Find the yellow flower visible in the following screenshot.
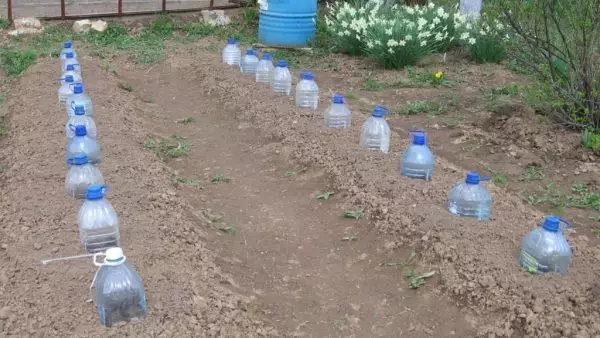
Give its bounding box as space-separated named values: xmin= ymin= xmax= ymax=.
xmin=434 ymin=71 xmax=443 ymax=80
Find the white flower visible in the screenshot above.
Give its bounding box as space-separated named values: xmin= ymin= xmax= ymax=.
xmin=460 ymin=32 xmax=470 ymax=40
xmin=387 ymin=39 xmax=399 ymax=47
xmin=388 ymin=48 xmax=394 ymax=53
xmin=442 ymin=12 xmax=449 ymax=20
xmin=405 ymin=34 xmax=412 ymax=41
xmin=356 ymin=34 xmax=361 ymax=41
xmin=406 ymin=7 xmax=415 ymax=14
xmin=399 ymin=40 xmax=406 ymax=46
xmin=385 ymin=28 xmax=393 ymax=35
xmin=496 ymin=23 xmax=504 ymax=30
xmin=429 ymin=23 xmax=436 ymax=30
xmin=337 ymin=31 xmax=344 ymax=37
xmin=374 ymin=40 xmax=382 ymax=46
xmin=417 ymin=17 xmax=427 ymax=27
xmin=428 ymin=2 xmax=435 ymax=9
xmin=341 ymin=21 xmax=349 ymax=28
xmin=343 ymin=30 xmax=350 ymax=36
xmin=433 ymin=17 xmax=441 ymax=25
xmin=435 ymin=32 xmax=443 ymax=41
xmin=480 ymin=30 xmax=487 ymax=36
xmin=367 ymin=41 xmax=374 ymax=48
xmin=421 ymin=40 xmax=427 ymax=46
xmin=468 ymin=37 xmax=476 ymax=45
xmin=359 ymin=7 xmax=366 ymax=14
xmin=466 ymin=23 xmax=472 ymax=30
xmin=437 ymin=7 xmax=445 ymax=17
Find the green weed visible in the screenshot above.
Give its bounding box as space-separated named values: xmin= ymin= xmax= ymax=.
xmin=0 ymin=19 xmax=10 ymax=30
xmin=143 ymin=135 xmax=190 ymax=159
xmin=316 ymin=191 xmax=335 ymax=200
xmin=284 ymin=170 xmax=296 ymax=177
xmin=171 ymin=175 xmax=201 ymax=188
xmin=405 ymin=270 xmax=436 ymax=289
xmin=215 ymin=223 xmax=237 ymax=233
xmin=592 ymin=228 xmax=600 ymax=238
xmin=0 ymin=164 xmax=8 ymax=173
xmin=582 ymin=128 xmax=600 ymax=154
xmin=394 ymin=100 xmax=443 ymax=115
xmin=345 ymin=91 xmax=356 ymax=100
xmin=0 ymin=49 xmax=36 ymax=76
xmin=343 ymin=209 xmax=364 ymax=220
xmin=520 ymin=164 xmax=544 ymax=182
xmin=176 ymin=117 xmax=195 ymax=124
xmin=211 ymin=174 xmax=231 ymax=184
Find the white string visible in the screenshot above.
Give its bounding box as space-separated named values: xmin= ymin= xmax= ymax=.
xmin=40 ymin=253 xmax=95 ymax=265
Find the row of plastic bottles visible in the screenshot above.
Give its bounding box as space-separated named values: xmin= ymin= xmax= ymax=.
xmin=221 ymin=39 xmax=573 ymax=275
xmin=56 ymin=41 xmax=147 ymax=327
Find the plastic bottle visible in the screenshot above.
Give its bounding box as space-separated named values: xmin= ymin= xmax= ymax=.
xmin=256 ymin=53 xmax=274 ymax=84
xmin=400 ymin=133 xmax=435 ymax=181
xmin=447 ymin=171 xmax=492 ymax=220
xmin=79 ymin=185 xmax=120 ymax=253
xmin=59 ymin=41 xmax=77 ymax=69
xmin=222 ymin=38 xmax=241 ymax=66
xmin=66 ymin=105 xmax=97 ymax=139
xmin=60 ymin=64 xmax=83 ymax=86
xmin=295 ymin=72 xmax=319 ymax=110
xmin=271 ymin=60 xmax=292 ymax=95
xmin=460 ymin=0 xmax=482 ymax=20
xmin=58 ymin=75 xmax=75 ymax=105
xmin=65 ymin=153 xmax=104 ymax=199
xmin=324 ymin=94 xmax=351 ymax=128
xmin=519 ymin=216 xmax=572 ymax=274
xmin=359 ymin=106 xmax=391 ymax=153
xmin=240 ymin=49 xmax=259 ymax=74
xmin=66 ymin=125 xmax=101 ymax=165
xmin=67 ymin=83 xmax=94 ymax=117
xmin=63 ymin=52 xmax=81 ymax=74
xmin=93 ymin=247 xmax=147 ymax=327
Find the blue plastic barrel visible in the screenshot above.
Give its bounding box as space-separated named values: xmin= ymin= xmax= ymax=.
xmin=258 ymin=0 xmax=318 ymax=47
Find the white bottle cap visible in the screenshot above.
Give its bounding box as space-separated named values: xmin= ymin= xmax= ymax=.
xmin=105 ymin=247 xmax=124 ymax=261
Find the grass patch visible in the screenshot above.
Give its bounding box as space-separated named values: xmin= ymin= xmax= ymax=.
xmin=520 ymin=182 xmax=600 ymax=212
xmin=143 ymin=135 xmax=190 ymax=159
xmin=364 ymin=69 xmax=456 ymax=92
xmin=171 ymin=175 xmax=201 ymax=188
xmin=0 ymin=19 xmax=10 ymax=30
xmin=520 ymin=164 xmax=544 ymax=182
xmin=0 ymin=49 xmax=37 ymax=76
xmin=582 ymin=129 xmax=600 ymax=155
xmin=211 ymin=174 xmax=231 ymax=184
xmin=343 ymin=209 xmax=364 ymax=219
xmin=176 ymin=117 xmax=195 ymax=124
xmin=345 ymin=91 xmax=356 ymax=100
xmin=394 ymin=100 xmax=443 ymax=115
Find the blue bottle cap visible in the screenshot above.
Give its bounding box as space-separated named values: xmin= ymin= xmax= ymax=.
xmin=262 ymin=53 xmax=271 ymax=60
xmin=246 ymin=49 xmax=254 ymax=55
xmin=66 ymin=64 xmax=76 ymax=71
xmin=74 ymin=125 xmax=87 ymax=136
xmin=372 ymin=106 xmax=385 ymax=118
xmin=227 ymin=38 xmax=236 ymax=44
xmin=65 ymin=52 xmax=74 ymax=58
xmin=63 ymin=41 xmax=73 ymax=48
xmin=74 ymin=105 xmax=85 ymax=115
xmin=413 ymin=134 xmax=426 ymax=145
xmin=332 ymin=94 xmax=344 ymax=104
xmin=541 ymin=216 xmax=561 ymax=232
xmin=67 ymin=153 xmax=89 ymax=165
xmin=465 ymin=171 xmax=480 ymax=184
xmin=65 ymin=75 xmax=74 ymax=83
xmin=302 ymin=72 xmax=314 ymax=80
xmin=86 ymin=184 xmax=108 ymax=200
xmin=277 ymin=60 xmax=288 ymax=68
xmin=73 ymin=83 xmax=83 ymax=94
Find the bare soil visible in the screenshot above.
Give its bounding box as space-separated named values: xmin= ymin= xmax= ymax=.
xmin=0 ymin=32 xmax=599 ymax=338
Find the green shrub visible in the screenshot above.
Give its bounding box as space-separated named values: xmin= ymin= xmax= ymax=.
xmin=0 ymin=49 xmax=37 ymax=76
xmin=467 ymin=17 xmax=509 ymax=63
xmin=582 ymin=128 xmax=600 ymax=154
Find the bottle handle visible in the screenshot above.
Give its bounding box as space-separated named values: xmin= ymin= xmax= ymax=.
xmin=68 ymin=123 xmax=75 ymax=132
xmin=558 ymin=217 xmax=573 ymax=230
xmin=93 ymin=252 xmax=106 ymax=267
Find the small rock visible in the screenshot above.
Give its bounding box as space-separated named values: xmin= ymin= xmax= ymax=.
xmin=51 ymin=247 xmax=59 ymax=253
xmin=0 ymin=244 xmax=7 ymax=250
xmin=201 ymin=10 xmax=231 ymax=26
xmin=91 ymin=20 xmax=107 ymax=32
xmin=8 ymin=27 xmax=43 ymax=36
xmin=358 ymin=253 xmax=368 ymax=261
xmin=73 ymin=19 xmax=92 ymax=33
xmin=0 ymin=306 xmax=11 ymax=319
xmin=14 ymin=17 xmax=42 ymax=29
xmin=33 ymin=243 xmax=42 ymax=250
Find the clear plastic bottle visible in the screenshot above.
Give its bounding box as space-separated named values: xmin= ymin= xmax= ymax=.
xmin=58 ymin=75 xmax=75 ymax=105
xmin=240 ymin=49 xmax=259 ymax=74
xmin=66 ymin=83 xmax=94 ymax=117
xmin=222 ymin=38 xmax=241 ymax=66
xmin=295 ymin=72 xmax=319 ymax=110
xmin=400 ymin=133 xmax=435 ymax=180
xmin=359 ymin=106 xmax=391 ymax=153
xmin=324 ymin=94 xmax=351 ymax=128
xmin=62 ymin=52 xmax=81 ymax=75
xmin=460 ymin=0 xmax=482 ymax=20
xmin=93 ymin=247 xmax=147 ymax=327
xmin=66 ymin=125 xmax=101 ymax=165
xmin=60 ymin=64 xmax=83 ymax=86
xmin=59 ymin=41 xmax=77 ymax=70
xmin=66 ymin=105 xmax=97 ymax=139
xmin=79 ymin=185 xmax=120 ymax=253
xmin=447 ymin=172 xmax=492 ymax=220
xmin=519 ymin=216 xmax=572 ymax=274
xmin=271 ymin=60 xmax=292 ymax=95
xmin=65 ymin=153 xmax=104 ymax=199
xmin=256 ymin=53 xmax=274 ymax=84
